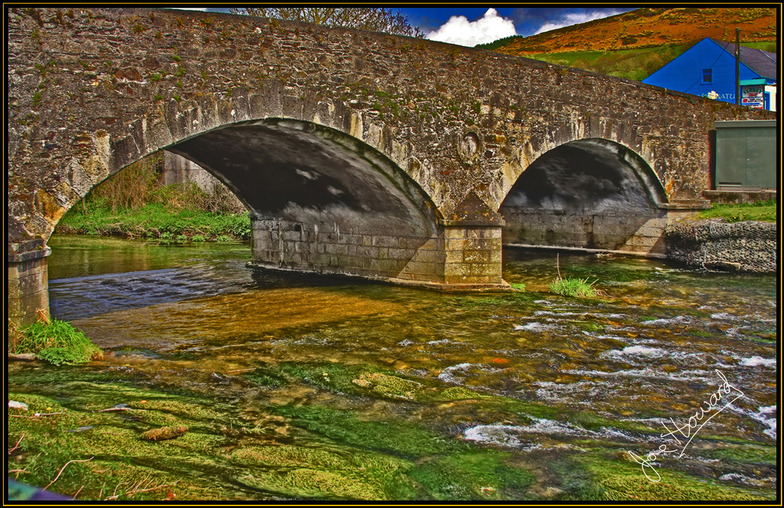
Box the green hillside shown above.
[479,7,777,81]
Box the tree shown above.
[229,7,424,37]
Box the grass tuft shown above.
[550,277,599,298]
[10,315,102,365]
[549,253,604,298]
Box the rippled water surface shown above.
[8,236,778,501]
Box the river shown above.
[7,235,777,501]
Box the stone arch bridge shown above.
[7,7,775,324]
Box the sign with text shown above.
[742,86,765,109]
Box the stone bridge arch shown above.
[490,108,675,212]
[500,138,672,255]
[7,6,775,324]
[167,117,446,283]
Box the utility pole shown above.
[735,28,740,105]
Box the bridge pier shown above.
[249,216,509,291]
[440,223,505,288]
[7,240,51,327]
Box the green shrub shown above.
[86,152,163,212]
[11,317,102,365]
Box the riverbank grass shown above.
[696,200,777,222]
[9,315,102,365]
[55,152,251,242]
[56,202,251,242]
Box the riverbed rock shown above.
[140,424,189,441]
[8,400,29,410]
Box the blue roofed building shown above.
[642,37,777,111]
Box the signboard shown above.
[742,85,764,109]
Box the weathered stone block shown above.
[444,262,471,277]
[624,235,662,248]
[372,236,399,248]
[284,252,302,265]
[444,227,468,240]
[445,249,463,264]
[633,225,666,238]
[484,228,503,239]
[7,256,50,326]
[463,250,490,263]
[327,243,350,256]
[466,238,494,250]
[446,238,468,251]
[387,248,410,260]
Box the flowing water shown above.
[7,235,778,501]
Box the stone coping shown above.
[7,240,51,263]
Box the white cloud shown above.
[535,10,625,34]
[427,8,517,47]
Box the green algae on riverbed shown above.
[7,360,776,501]
[7,376,534,501]
[575,451,773,501]
[12,237,777,501]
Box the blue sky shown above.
[177,6,634,47]
[401,7,634,44]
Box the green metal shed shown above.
[713,120,777,190]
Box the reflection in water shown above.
[9,235,778,501]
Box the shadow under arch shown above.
[500,138,669,255]
[167,117,444,281]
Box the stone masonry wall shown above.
[665,219,777,272]
[251,219,505,288]
[442,226,504,286]
[7,244,51,325]
[251,218,439,282]
[501,208,669,256]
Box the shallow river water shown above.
[7,235,778,501]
